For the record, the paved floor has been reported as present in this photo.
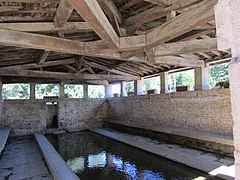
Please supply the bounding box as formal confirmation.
[0,136,52,180]
[0,128,10,155]
[92,128,235,180]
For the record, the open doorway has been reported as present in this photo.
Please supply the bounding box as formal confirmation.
[46,101,58,129]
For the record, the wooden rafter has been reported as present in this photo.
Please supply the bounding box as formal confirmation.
[67,0,120,48]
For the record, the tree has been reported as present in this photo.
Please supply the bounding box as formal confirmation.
[3,84,30,99]
[64,84,83,98]
[88,85,104,98]
[209,63,229,88]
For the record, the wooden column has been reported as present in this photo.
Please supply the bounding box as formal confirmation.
[160,72,168,93]
[83,84,88,99]
[194,64,210,91]
[215,0,240,178]
[30,83,36,99]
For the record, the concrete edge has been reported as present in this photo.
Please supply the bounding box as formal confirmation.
[103,120,233,146]
[34,133,79,180]
[91,128,234,174]
[0,127,10,155]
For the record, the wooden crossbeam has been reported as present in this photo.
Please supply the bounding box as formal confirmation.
[38,51,50,65]
[0,69,140,81]
[0,22,92,33]
[124,0,202,35]
[1,58,76,70]
[144,0,172,6]
[155,56,204,67]
[154,38,218,56]
[54,0,73,28]
[98,0,123,36]
[83,60,137,77]
[68,0,120,48]
[145,0,218,48]
[0,28,107,57]
[120,0,142,10]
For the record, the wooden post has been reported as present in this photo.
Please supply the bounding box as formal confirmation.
[215,0,240,178]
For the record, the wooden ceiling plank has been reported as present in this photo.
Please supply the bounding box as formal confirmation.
[67,0,120,48]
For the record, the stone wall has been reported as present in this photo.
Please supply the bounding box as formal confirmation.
[58,99,107,130]
[2,99,107,135]
[107,89,233,136]
[2,100,46,135]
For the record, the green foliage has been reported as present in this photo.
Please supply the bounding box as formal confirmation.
[169,70,194,92]
[36,84,59,99]
[144,77,160,93]
[209,63,229,88]
[125,81,134,93]
[64,84,83,98]
[3,84,30,99]
[88,85,104,98]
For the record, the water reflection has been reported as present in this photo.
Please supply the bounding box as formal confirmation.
[47,131,219,180]
[88,151,107,168]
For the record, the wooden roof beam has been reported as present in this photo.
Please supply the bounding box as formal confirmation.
[54,0,74,37]
[155,56,204,67]
[145,0,218,48]
[1,58,76,70]
[0,22,92,33]
[0,69,140,81]
[67,0,120,48]
[98,0,123,36]
[154,38,218,57]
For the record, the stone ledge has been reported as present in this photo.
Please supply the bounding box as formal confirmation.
[0,127,10,155]
[91,128,234,177]
[34,133,79,180]
[107,89,230,101]
[105,120,233,146]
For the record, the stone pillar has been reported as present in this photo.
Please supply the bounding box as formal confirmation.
[215,0,240,178]
[59,83,65,98]
[0,79,2,127]
[160,72,169,93]
[105,84,113,98]
[30,83,36,99]
[121,81,127,97]
[134,79,144,95]
[83,84,88,99]
[194,65,210,91]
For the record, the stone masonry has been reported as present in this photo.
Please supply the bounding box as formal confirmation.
[107,89,233,136]
[58,99,107,130]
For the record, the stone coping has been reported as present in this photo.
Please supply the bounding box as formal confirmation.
[107,89,230,101]
[4,98,106,103]
[104,120,233,146]
[91,128,234,178]
[34,133,79,180]
[0,127,10,155]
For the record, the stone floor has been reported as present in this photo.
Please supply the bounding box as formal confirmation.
[0,136,52,180]
[92,128,235,180]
